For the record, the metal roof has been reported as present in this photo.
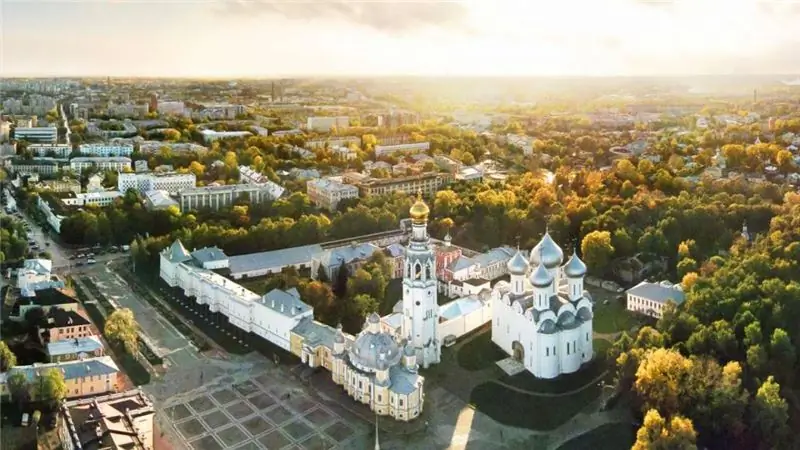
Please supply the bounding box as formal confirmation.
[627,281,686,305]
[228,244,322,275]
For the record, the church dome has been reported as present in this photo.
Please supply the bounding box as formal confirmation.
[538,319,557,334]
[409,191,430,223]
[577,307,593,321]
[349,329,402,373]
[529,262,553,288]
[367,312,380,325]
[506,249,530,275]
[530,232,564,268]
[563,250,587,278]
[403,342,416,357]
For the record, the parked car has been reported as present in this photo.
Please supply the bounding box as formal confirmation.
[76,253,85,259]
[21,413,30,427]
[75,261,84,267]
[87,259,97,265]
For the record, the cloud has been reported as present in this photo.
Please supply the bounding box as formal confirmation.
[221,0,469,32]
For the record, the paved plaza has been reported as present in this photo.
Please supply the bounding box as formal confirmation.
[163,372,370,450]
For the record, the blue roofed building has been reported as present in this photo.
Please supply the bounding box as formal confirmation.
[626,280,686,319]
[227,244,323,279]
[311,242,381,281]
[0,356,120,398]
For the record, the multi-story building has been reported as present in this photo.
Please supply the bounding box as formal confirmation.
[305,136,360,150]
[106,103,149,119]
[37,194,67,233]
[78,144,134,157]
[311,243,382,281]
[58,389,155,450]
[61,191,122,207]
[239,165,271,184]
[14,127,58,143]
[144,190,179,210]
[374,142,431,158]
[375,111,421,128]
[306,178,359,211]
[41,308,94,343]
[434,154,463,173]
[2,95,57,115]
[70,157,132,174]
[47,336,105,362]
[200,129,252,143]
[331,146,357,160]
[5,157,66,175]
[59,389,154,450]
[178,182,284,212]
[0,356,121,399]
[626,280,686,319]
[138,141,207,154]
[506,134,535,155]
[307,116,350,132]
[118,172,196,195]
[0,120,11,142]
[86,121,138,139]
[157,101,186,116]
[357,172,452,198]
[191,104,246,120]
[17,258,55,292]
[29,143,72,158]
[39,177,81,194]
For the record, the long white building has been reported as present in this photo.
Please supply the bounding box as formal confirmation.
[29,144,72,158]
[374,142,430,158]
[306,178,359,211]
[69,157,131,174]
[307,116,350,132]
[118,172,196,195]
[14,127,58,143]
[78,144,134,157]
[178,182,284,212]
[491,233,594,379]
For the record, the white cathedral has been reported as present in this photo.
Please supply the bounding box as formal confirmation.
[490,232,594,379]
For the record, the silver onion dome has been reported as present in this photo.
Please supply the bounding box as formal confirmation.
[349,330,402,373]
[530,232,564,269]
[506,249,530,275]
[529,262,553,288]
[563,249,587,278]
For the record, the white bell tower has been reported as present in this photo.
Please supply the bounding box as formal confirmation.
[401,191,440,368]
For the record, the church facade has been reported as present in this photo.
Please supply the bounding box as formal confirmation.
[491,233,594,379]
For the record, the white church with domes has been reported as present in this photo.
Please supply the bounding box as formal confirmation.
[491,232,594,379]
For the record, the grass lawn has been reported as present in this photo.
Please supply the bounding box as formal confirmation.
[593,339,612,359]
[470,381,601,431]
[592,299,637,334]
[456,330,506,371]
[499,357,609,394]
[555,423,636,450]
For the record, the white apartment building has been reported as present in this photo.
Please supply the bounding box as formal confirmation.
[239,165,270,184]
[157,101,186,116]
[29,144,72,158]
[107,103,149,119]
[138,141,207,154]
[69,157,132,174]
[626,281,686,319]
[0,121,10,142]
[306,178,359,211]
[117,172,196,195]
[305,136,360,150]
[506,134,535,156]
[37,196,65,233]
[374,142,431,158]
[191,104,246,120]
[307,116,350,132]
[200,129,252,143]
[61,191,122,207]
[332,146,357,160]
[178,182,284,212]
[5,158,65,175]
[14,127,58,143]
[78,144,134,157]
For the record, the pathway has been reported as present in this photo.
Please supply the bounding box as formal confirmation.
[490,370,610,398]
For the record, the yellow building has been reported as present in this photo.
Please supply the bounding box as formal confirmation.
[289,319,338,371]
[1,356,120,399]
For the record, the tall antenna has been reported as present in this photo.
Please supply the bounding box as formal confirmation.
[515,235,521,250]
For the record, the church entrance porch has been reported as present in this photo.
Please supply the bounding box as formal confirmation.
[511,341,524,362]
[496,357,527,376]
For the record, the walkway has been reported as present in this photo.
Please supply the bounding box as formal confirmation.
[490,370,610,398]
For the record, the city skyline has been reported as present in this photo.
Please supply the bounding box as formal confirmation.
[2,0,800,78]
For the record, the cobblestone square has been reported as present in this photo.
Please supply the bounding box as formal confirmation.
[241,416,273,437]
[233,380,260,397]
[322,422,352,443]
[265,405,294,425]
[190,435,223,450]
[201,411,231,430]
[247,393,276,410]
[286,395,315,414]
[282,420,314,441]
[189,396,216,414]
[298,434,335,450]
[167,404,193,421]
[226,401,255,420]
[216,425,249,447]
[178,418,207,440]
[257,430,292,449]
[212,389,239,406]
[303,407,335,428]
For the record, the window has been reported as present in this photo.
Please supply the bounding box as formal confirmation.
[567,345,570,355]
[586,332,589,342]
[378,394,382,401]
[546,347,549,357]
[399,399,404,407]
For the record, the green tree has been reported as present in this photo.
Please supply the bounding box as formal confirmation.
[7,371,30,406]
[750,376,789,449]
[0,341,17,371]
[105,308,140,355]
[32,368,67,407]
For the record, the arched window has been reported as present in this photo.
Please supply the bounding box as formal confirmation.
[425,265,431,280]
[415,262,422,279]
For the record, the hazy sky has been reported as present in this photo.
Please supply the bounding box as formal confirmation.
[2,0,799,77]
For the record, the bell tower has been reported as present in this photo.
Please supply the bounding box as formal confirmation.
[401,191,440,368]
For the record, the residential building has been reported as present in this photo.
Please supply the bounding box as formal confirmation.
[70,157,131,174]
[374,111,421,128]
[0,356,121,399]
[357,172,451,197]
[118,172,196,195]
[626,280,686,319]
[506,134,535,155]
[307,116,350,132]
[2,95,56,115]
[239,165,271,184]
[17,258,56,292]
[491,234,594,379]
[86,121,138,139]
[0,120,10,141]
[434,155,462,173]
[4,157,66,175]
[78,144,134,157]
[157,100,186,116]
[8,287,77,322]
[37,194,66,233]
[191,104,246,120]
[306,178,359,211]
[383,243,405,279]
[305,136,360,150]
[178,182,284,212]
[29,143,72,158]
[47,336,105,362]
[332,146,357,160]
[59,389,154,450]
[374,142,430,158]
[456,166,484,182]
[138,141,207,154]
[14,127,58,143]
[41,308,94,343]
[86,174,105,193]
[199,129,252,143]
[106,103,149,119]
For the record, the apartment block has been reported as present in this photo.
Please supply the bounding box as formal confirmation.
[78,144,134,157]
[306,116,350,132]
[14,127,58,143]
[178,182,284,212]
[0,356,121,399]
[70,157,132,174]
[374,142,431,158]
[357,172,452,197]
[306,178,359,211]
[29,144,72,158]
[60,389,154,450]
[61,191,122,207]
[5,157,66,175]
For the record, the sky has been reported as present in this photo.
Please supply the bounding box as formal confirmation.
[2,0,800,77]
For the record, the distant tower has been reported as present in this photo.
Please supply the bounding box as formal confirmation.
[753,89,758,104]
[271,81,276,103]
[149,93,159,114]
[741,221,751,243]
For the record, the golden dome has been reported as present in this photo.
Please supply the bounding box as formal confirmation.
[409,190,429,223]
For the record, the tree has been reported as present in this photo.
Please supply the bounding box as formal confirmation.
[681,272,698,290]
[333,263,349,298]
[32,368,67,407]
[581,230,615,272]
[300,281,336,325]
[0,340,17,371]
[7,371,30,406]
[634,348,694,416]
[750,376,789,449]
[633,409,697,450]
[105,308,140,355]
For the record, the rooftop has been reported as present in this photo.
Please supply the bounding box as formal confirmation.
[62,389,154,450]
[259,287,313,317]
[316,243,380,268]
[292,318,336,350]
[4,356,119,384]
[191,246,228,264]
[228,244,322,275]
[45,308,91,328]
[47,336,104,357]
[627,280,686,305]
